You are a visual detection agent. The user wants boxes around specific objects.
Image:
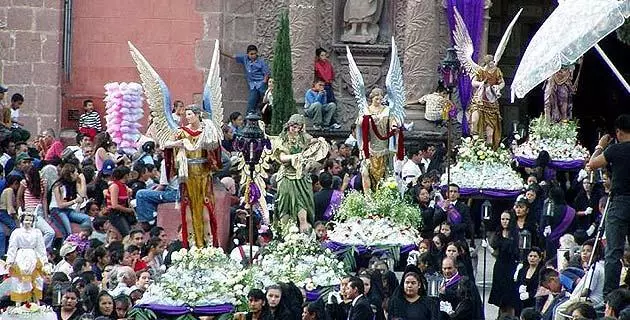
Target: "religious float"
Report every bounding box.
[512,116,589,171]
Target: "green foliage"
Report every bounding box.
[617,19,630,46]
[127,308,157,320]
[336,183,423,229]
[270,10,297,135]
[529,116,579,141]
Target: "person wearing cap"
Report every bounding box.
[54,242,78,277]
[8,151,32,178]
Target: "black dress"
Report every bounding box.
[515,264,542,315]
[387,295,432,320]
[488,232,520,309]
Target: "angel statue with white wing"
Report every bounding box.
[347,37,406,192]
[452,7,523,148]
[128,40,224,249]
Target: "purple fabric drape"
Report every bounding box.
[440,186,523,198]
[445,0,485,135]
[549,206,576,243]
[135,303,235,316]
[324,190,343,220]
[514,156,585,171]
[324,241,417,255]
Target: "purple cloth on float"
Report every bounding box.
[514,156,585,170]
[324,241,417,255]
[440,185,522,198]
[135,303,235,316]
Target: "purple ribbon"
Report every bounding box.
[445,0,485,136]
[324,190,343,220]
[439,200,462,224]
[135,303,235,316]
[248,181,261,204]
[514,156,585,171]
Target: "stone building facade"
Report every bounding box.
[0,0,519,138]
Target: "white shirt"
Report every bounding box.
[10,108,20,128]
[0,153,11,167]
[53,259,73,278]
[421,158,431,172]
[402,160,422,184]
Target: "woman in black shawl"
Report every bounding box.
[387,265,432,320]
[359,269,385,320]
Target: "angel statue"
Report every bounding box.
[128,40,224,249]
[347,37,406,192]
[452,7,523,148]
[271,114,329,234]
[2,211,50,304]
[543,64,577,122]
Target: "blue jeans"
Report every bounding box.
[50,207,92,238]
[135,188,179,222]
[247,85,266,115]
[35,217,55,249]
[0,209,17,257]
[324,83,336,103]
[604,195,630,295]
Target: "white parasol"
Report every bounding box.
[511,0,630,101]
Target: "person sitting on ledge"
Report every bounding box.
[304,79,340,131]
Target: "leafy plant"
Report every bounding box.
[529,116,579,141]
[270,10,297,134]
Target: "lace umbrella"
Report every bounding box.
[511,0,630,101]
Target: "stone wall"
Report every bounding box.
[0,0,63,135]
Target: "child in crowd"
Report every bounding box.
[78,99,103,140]
[314,47,335,103]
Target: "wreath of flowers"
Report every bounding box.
[512,116,589,161]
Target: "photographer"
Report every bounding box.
[587,114,630,296]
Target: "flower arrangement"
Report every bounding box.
[4,303,53,315]
[512,116,589,161]
[137,247,252,307]
[327,217,419,246]
[447,162,524,190]
[251,228,346,290]
[445,136,523,190]
[457,136,512,165]
[335,178,423,228]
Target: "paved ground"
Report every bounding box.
[474,244,499,320]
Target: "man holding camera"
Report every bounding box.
[587,114,630,296]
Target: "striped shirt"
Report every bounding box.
[78,110,102,131]
[21,179,44,211]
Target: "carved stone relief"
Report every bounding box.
[289,0,319,100]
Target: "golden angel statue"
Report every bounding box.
[271,114,329,233]
[128,40,224,249]
[3,211,50,304]
[452,7,523,147]
[347,37,406,192]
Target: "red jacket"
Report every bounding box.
[314,59,335,83]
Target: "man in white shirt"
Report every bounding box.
[53,243,78,278]
[401,146,424,185]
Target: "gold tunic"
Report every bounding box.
[468,67,504,147]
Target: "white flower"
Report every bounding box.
[288,226,300,234]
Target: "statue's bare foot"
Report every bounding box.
[300,222,312,234]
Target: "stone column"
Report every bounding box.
[479,0,493,60]
[288,0,318,103]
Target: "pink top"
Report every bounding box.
[21,179,43,211]
[44,140,64,161]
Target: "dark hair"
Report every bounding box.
[248,288,266,300]
[92,215,107,232]
[535,150,551,168]
[567,302,597,319]
[83,99,93,107]
[129,229,143,238]
[246,44,258,53]
[11,93,24,103]
[126,244,140,253]
[348,276,365,295]
[149,226,164,238]
[539,268,559,285]
[548,184,566,205]
[89,246,108,264]
[315,47,327,57]
[312,79,325,85]
[173,100,184,109]
[93,132,112,150]
[607,288,630,317]
[25,166,42,199]
[615,114,630,134]
[133,163,147,176]
[447,183,460,191]
[520,307,542,320]
[402,272,425,296]
[229,111,242,123]
[93,291,114,316]
[112,166,130,180]
[6,174,22,186]
[72,258,88,275]
[319,172,333,189]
